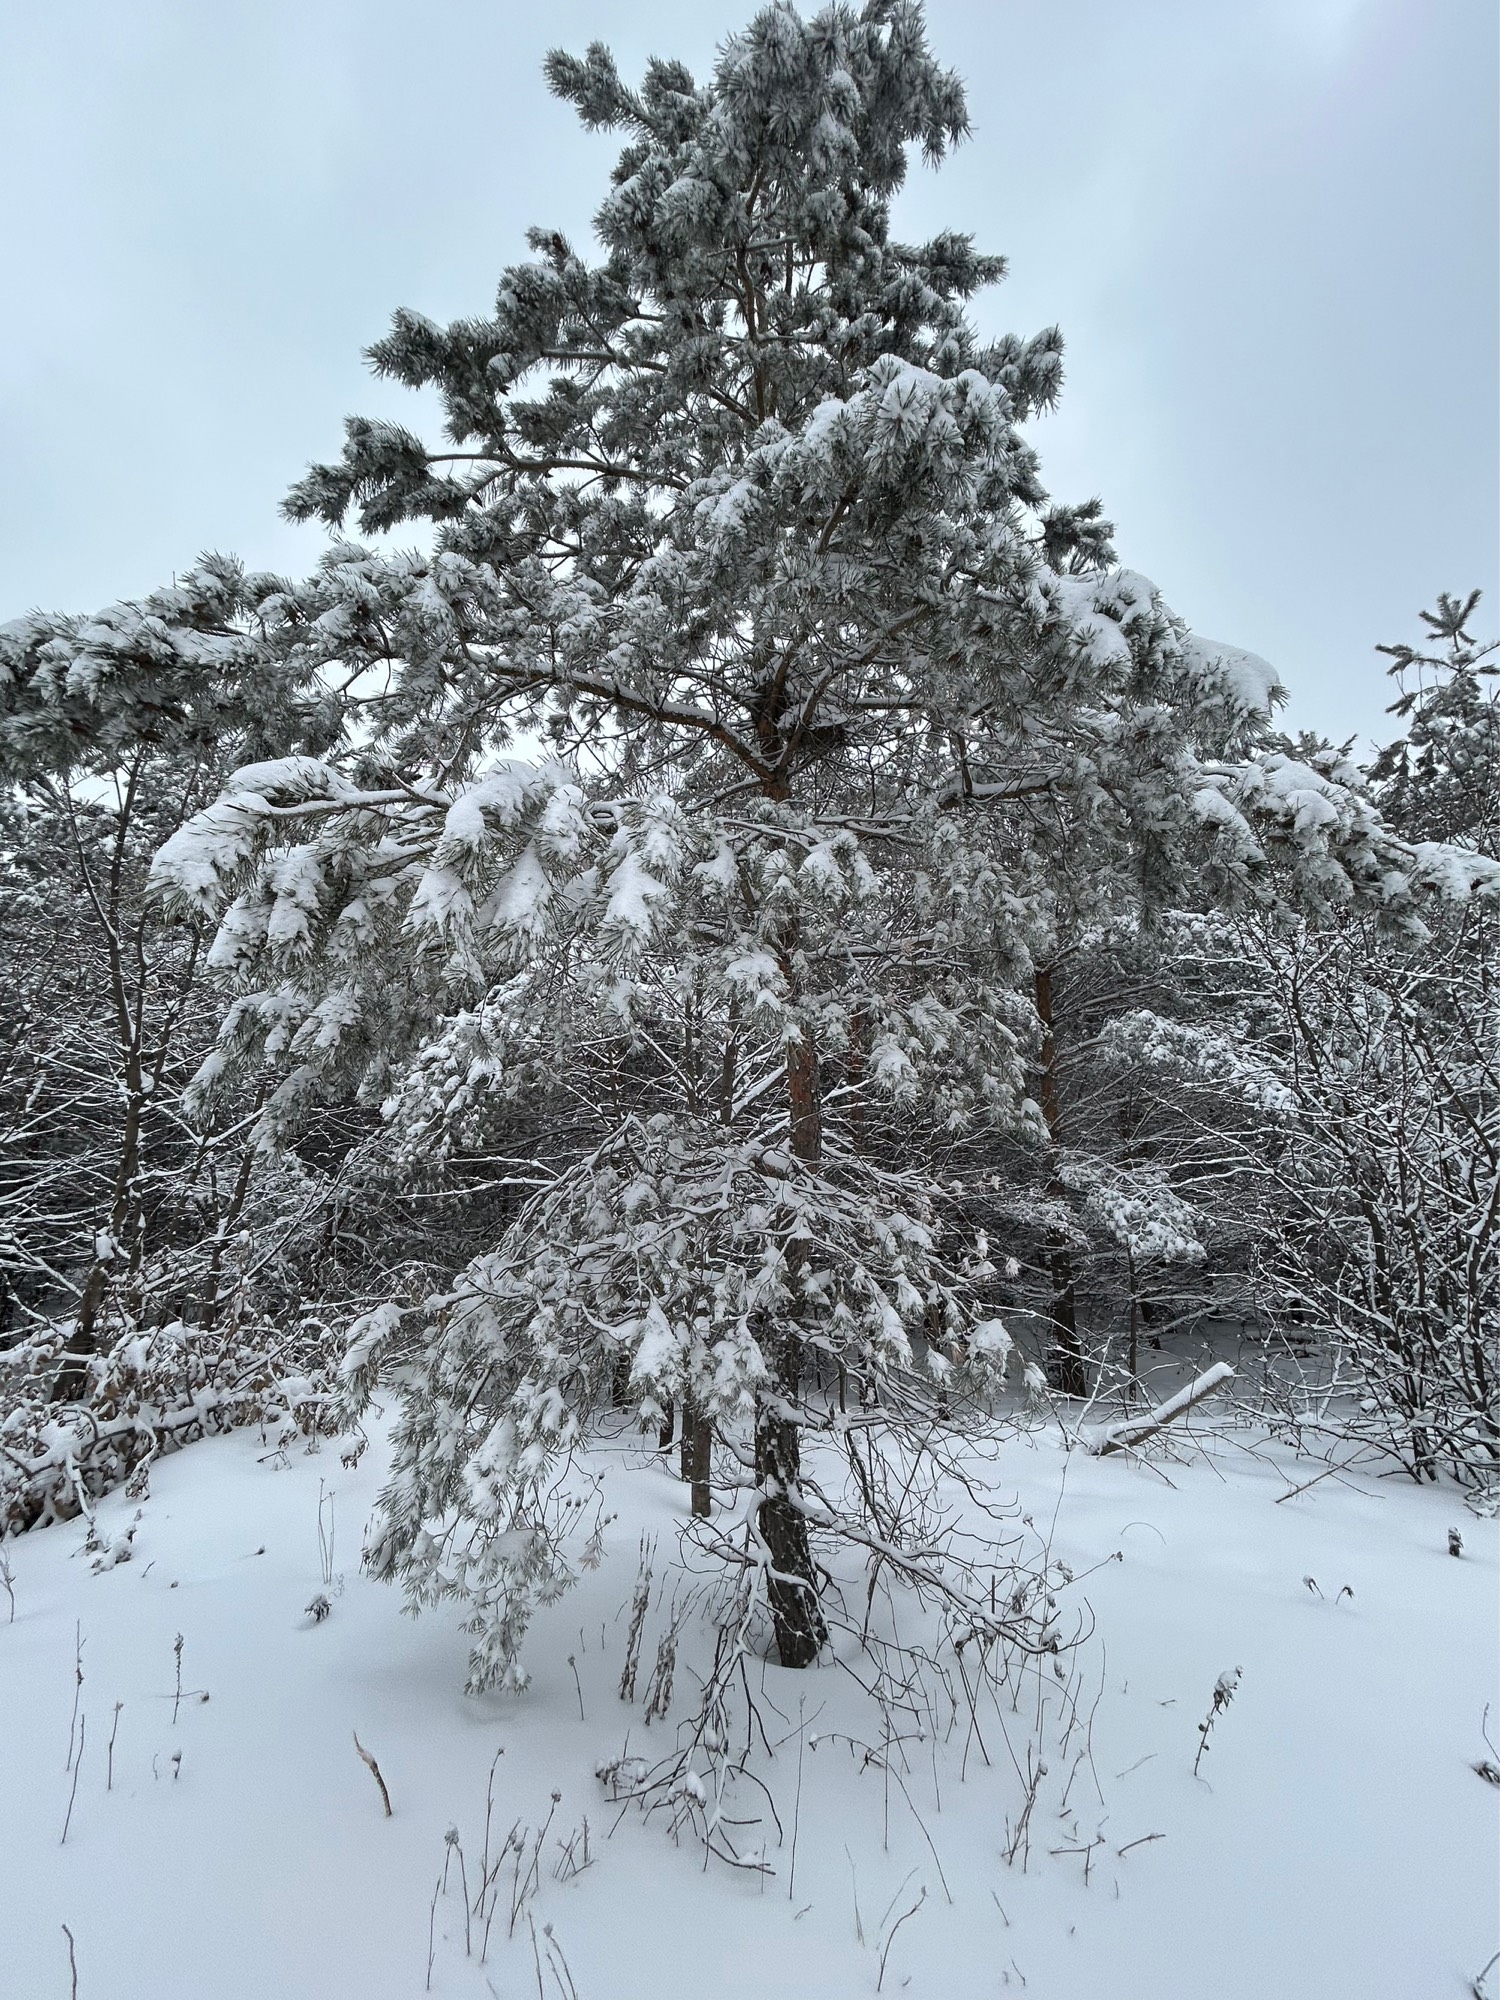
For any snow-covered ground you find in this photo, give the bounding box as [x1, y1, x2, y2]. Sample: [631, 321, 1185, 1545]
[0, 1413, 1494, 2000]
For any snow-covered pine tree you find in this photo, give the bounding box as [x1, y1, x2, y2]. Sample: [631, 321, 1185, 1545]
[1370, 590, 1500, 851]
[147, 2, 1459, 1682]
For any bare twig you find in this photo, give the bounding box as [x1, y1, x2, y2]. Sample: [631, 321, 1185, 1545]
[477, 1744, 505, 1912]
[61, 1925, 79, 2000]
[511, 1794, 560, 1935]
[1274, 1455, 1363, 1504]
[442, 1827, 473, 1957]
[353, 1732, 393, 1816]
[845, 1844, 865, 1945]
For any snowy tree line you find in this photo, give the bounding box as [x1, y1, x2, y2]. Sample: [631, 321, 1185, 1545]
[2, 2, 1496, 1682]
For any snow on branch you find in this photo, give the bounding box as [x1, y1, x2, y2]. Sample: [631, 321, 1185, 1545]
[1087, 1362, 1235, 1457]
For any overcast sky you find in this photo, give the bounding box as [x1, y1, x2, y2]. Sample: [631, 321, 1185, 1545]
[1, 0, 1494, 746]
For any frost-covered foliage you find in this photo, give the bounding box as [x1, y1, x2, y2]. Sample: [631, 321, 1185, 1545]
[1112, 906, 1500, 1486]
[1193, 740, 1500, 918]
[0, 559, 367, 1519]
[0, 1315, 335, 1535]
[1257, 913, 1500, 1484]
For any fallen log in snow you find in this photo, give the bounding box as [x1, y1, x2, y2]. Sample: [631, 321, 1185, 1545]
[1088, 1362, 1236, 1457]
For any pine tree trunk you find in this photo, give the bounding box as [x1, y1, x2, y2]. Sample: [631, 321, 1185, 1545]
[754, 945, 827, 1666]
[785, 1027, 822, 1168]
[1035, 964, 1088, 1399]
[755, 1396, 825, 1667]
[690, 1409, 712, 1520]
[680, 1398, 698, 1482]
[1047, 1244, 1087, 1398]
[847, 1002, 866, 1152]
[679, 1396, 711, 1512]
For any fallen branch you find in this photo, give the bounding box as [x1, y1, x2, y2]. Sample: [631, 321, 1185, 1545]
[1089, 1364, 1235, 1457]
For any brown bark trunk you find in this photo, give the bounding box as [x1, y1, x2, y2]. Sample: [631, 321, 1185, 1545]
[1047, 1245, 1086, 1398]
[675, 1398, 711, 1513]
[846, 1002, 866, 1151]
[1035, 964, 1088, 1399]
[751, 935, 826, 1665]
[720, 997, 739, 1127]
[680, 1398, 697, 1483]
[689, 1410, 712, 1520]
[755, 1395, 825, 1667]
[786, 1028, 822, 1167]
[52, 1262, 112, 1402]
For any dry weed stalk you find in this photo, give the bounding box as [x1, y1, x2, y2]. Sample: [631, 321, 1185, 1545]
[877, 1884, 926, 1992]
[65, 1623, 85, 1770]
[617, 1538, 653, 1703]
[60, 1714, 86, 1844]
[594, 1411, 1095, 1897]
[1193, 1667, 1242, 1779]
